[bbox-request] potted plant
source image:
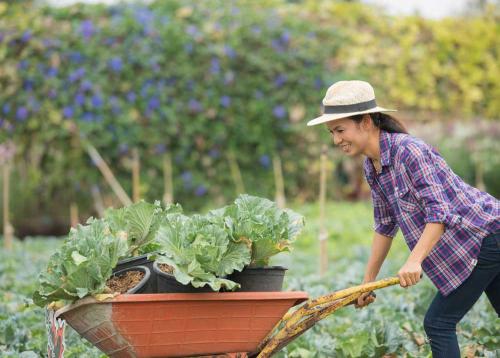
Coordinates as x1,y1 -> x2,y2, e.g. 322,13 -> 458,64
153,212 -> 251,293
33,217 -> 129,307
106,200 -> 183,293
214,195 -> 305,291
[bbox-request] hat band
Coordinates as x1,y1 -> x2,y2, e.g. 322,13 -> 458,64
323,99 -> 377,114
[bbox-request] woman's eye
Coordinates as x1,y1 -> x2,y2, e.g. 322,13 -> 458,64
337,129 -> 344,133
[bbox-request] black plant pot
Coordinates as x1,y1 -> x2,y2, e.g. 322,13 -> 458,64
110,265 -> 151,294
227,266 -> 287,292
153,261 -> 213,293
114,255 -> 156,293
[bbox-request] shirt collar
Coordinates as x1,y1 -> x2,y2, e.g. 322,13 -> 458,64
379,130 -> 393,167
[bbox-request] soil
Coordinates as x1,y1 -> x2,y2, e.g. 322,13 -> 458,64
107,270 -> 145,293
158,263 -> 174,274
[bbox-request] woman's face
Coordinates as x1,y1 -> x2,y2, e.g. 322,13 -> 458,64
325,117 -> 371,156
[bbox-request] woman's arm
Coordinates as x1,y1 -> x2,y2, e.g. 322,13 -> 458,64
363,231 -> 393,282
398,222 -> 444,287
356,231 -> 393,308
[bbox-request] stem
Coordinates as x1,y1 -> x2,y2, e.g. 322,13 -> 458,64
132,148 -> 140,202
272,154 -> 286,208
162,152 -> 173,205
319,145 -> 328,276
3,162 -> 13,250
227,150 -> 245,194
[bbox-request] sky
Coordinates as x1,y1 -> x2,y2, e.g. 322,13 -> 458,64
45,0 -> 471,19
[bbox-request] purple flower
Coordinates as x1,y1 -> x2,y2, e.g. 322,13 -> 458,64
80,20 -> 95,40
23,79 -> 34,91
314,77 -> 324,90
273,105 -> 287,119
259,155 -> 271,168
48,89 -> 57,98
208,148 -> 220,158
135,8 -> 155,27
69,67 -> 86,83
46,67 -> 58,77
21,31 -> 32,43
181,171 -> 193,189
16,107 -> 28,121
188,99 -> 202,113
254,90 -> 264,99
3,103 -> 11,115
154,143 -> 166,154
210,58 -> 220,75
220,96 -> 231,108
63,106 -> 74,118
91,95 -> 103,108
80,80 -> 93,92
186,25 -> 199,37
251,25 -> 261,35
274,74 -> 287,88
147,96 -> 161,111
280,31 -> 291,44
271,39 -> 286,53
108,57 -> 123,72
18,60 -> 29,70
82,112 -> 94,122
109,96 -> 121,114
224,45 -> 237,59
118,143 -> 129,154
126,91 -> 136,102
69,51 -> 84,63
75,93 -> 86,106
194,185 -> 207,197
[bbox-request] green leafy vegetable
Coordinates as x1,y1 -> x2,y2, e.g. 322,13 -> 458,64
214,194 -> 305,266
33,218 -> 128,307
155,213 -> 251,291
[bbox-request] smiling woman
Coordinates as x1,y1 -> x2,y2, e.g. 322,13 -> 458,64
308,80 -> 500,358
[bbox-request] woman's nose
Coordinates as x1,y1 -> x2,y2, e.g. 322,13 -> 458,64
332,133 -> 341,145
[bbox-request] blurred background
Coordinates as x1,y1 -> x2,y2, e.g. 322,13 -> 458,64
0,1 -> 499,356
1,0 -> 499,237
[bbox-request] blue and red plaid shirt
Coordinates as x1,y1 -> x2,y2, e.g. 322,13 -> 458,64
364,130 -> 500,296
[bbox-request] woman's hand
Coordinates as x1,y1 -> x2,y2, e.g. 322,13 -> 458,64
398,260 -> 422,287
355,291 -> 376,309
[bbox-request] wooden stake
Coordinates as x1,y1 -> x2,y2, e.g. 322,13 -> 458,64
90,185 -> 105,217
162,152 -> 173,205
319,145 -> 328,276
3,162 -> 13,250
227,150 -> 245,195
70,202 -> 79,227
273,154 -> 286,209
132,148 -> 140,202
84,142 -> 132,206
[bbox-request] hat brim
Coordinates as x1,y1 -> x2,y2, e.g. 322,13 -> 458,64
307,106 -> 397,126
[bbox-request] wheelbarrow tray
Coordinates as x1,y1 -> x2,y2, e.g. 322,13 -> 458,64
55,291 -> 308,358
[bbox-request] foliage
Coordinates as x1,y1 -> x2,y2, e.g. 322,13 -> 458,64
32,217 -> 128,307
211,194 -> 305,266
155,212 -> 251,291
104,200 -> 182,255
0,1 -> 498,229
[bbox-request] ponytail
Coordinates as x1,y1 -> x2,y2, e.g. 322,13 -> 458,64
350,113 -> 408,134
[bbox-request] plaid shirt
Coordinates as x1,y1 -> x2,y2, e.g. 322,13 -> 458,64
364,130 -> 500,296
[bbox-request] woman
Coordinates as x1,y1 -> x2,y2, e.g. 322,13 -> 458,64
307,80 -> 499,357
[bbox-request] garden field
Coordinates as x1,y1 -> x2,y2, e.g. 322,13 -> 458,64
1,202 -> 498,358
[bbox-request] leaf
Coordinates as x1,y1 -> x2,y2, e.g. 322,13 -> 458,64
71,251 -> 87,266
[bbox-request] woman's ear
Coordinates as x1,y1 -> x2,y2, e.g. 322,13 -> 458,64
360,114 -> 373,130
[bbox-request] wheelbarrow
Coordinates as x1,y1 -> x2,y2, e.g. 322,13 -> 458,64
54,277 -> 400,357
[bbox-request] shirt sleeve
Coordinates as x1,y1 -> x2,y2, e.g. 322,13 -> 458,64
371,186 -> 399,238
402,143 -> 456,227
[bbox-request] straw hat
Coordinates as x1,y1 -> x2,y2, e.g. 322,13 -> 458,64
307,80 -> 397,126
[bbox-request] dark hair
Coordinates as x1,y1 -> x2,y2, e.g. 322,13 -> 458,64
350,113 -> 408,134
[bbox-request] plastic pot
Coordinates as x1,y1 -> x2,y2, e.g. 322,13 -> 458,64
153,261 -> 213,293
228,266 -> 287,292
114,254 -> 156,293
110,265 -> 151,294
